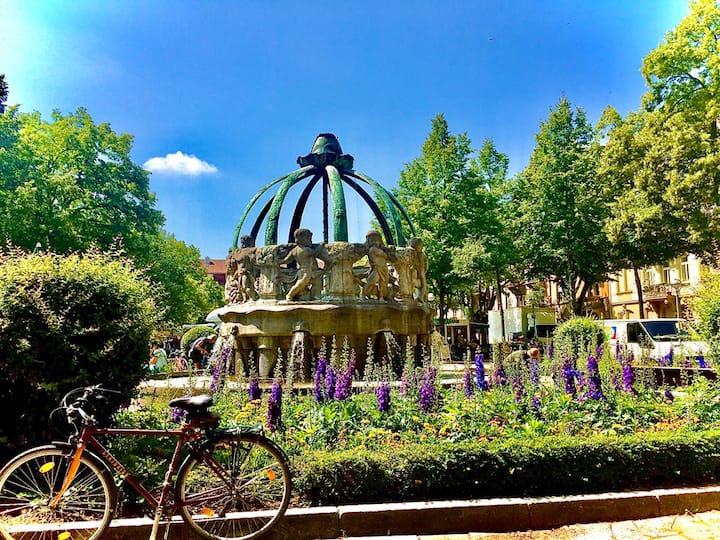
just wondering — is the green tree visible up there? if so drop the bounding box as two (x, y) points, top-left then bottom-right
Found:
(451, 139), (520, 330)
(639, 0), (720, 257)
(512, 97), (609, 316)
(599, 108), (692, 317)
(0, 107), (222, 326)
(394, 114), (474, 328)
(139, 232), (224, 327)
(0, 108), (163, 254)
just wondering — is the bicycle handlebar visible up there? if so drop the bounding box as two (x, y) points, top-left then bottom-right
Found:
(61, 385), (121, 429)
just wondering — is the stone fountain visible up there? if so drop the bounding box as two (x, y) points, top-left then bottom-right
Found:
(211, 134), (432, 379)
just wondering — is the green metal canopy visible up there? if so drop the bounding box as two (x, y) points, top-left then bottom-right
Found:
(232, 134), (415, 248)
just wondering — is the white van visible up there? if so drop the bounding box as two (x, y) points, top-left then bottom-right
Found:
(602, 318), (707, 363)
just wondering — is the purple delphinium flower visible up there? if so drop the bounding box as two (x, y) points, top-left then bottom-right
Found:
(664, 388), (674, 402)
(464, 369), (474, 398)
(596, 345), (604, 360)
(314, 358), (327, 403)
(209, 346), (231, 393)
(493, 363), (507, 387)
(248, 377), (262, 401)
(375, 381), (391, 412)
(266, 380), (283, 432)
(699, 355), (708, 368)
(584, 356), (605, 400)
(325, 366), (336, 400)
(622, 360), (637, 395)
(334, 358), (356, 401)
(171, 407), (187, 423)
(546, 344), (554, 359)
(531, 395), (542, 410)
(530, 358), (540, 387)
(562, 358), (577, 396)
(512, 376), (524, 404)
(660, 348), (674, 367)
(419, 367), (437, 412)
(475, 353), (488, 391)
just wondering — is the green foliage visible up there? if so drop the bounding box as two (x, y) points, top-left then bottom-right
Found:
(0, 249), (156, 449)
(0, 107), (222, 327)
(601, 0), (720, 262)
(293, 430), (720, 505)
(512, 97), (609, 315)
(689, 265), (720, 361)
(553, 317), (605, 362)
(180, 325), (216, 354)
(138, 232), (223, 327)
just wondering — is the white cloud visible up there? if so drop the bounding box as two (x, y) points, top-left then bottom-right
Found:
(143, 151), (218, 176)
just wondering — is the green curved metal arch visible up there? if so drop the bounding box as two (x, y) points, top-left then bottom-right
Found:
(264, 167), (316, 245)
(340, 175), (395, 246)
(288, 174), (322, 244)
(232, 165), (314, 249)
(326, 165), (348, 242)
(347, 170), (416, 245)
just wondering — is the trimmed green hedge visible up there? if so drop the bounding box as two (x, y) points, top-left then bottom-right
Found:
(292, 430), (720, 505)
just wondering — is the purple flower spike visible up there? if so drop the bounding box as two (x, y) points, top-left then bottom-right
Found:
(584, 355), (605, 400)
(464, 369), (474, 398)
(475, 353), (488, 391)
(325, 366), (336, 400)
(562, 358), (577, 396)
(314, 358), (327, 403)
(419, 367), (437, 412)
(248, 378), (261, 401)
(334, 358), (356, 401)
(375, 381), (391, 412)
(266, 380), (283, 432)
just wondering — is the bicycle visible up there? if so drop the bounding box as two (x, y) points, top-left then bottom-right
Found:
(0, 385), (292, 540)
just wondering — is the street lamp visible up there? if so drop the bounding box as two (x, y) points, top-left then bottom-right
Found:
(671, 279), (682, 318)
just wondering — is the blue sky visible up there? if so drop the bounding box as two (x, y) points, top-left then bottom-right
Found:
(1, 1), (688, 258)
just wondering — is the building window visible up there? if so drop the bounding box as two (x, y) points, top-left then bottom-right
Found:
(681, 261), (690, 282)
(663, 267), (672, 284)
(644, 269), (656, 286)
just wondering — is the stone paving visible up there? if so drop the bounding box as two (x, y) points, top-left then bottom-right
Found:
(332, 509), (720, 539)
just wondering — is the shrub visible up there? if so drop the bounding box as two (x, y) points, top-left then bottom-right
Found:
(0, 249), (156, 450)
(292, 430), (720, 505)
(553, 317), (604, 362)
(689, 265), (720, 362)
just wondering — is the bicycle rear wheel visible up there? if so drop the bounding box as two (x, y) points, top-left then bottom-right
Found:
(0, 445), (115, 540)
(176, 433), (291, 540)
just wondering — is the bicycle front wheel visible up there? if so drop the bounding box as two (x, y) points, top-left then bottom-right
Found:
(0, 445), (115, 540)
(176, 433), (291, 540)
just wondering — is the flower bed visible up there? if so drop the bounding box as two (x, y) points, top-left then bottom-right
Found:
(114, 343), (720, 507)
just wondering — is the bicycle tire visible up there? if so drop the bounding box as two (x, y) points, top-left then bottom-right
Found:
(0, 445), (116, 540)
(176, 433), (291, 540)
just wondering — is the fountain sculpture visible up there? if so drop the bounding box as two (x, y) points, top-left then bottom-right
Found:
(211, 134), (432, 378)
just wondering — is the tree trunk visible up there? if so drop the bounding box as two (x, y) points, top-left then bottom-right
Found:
(496, 269), (506, 341)
(634, 266), (645, 318)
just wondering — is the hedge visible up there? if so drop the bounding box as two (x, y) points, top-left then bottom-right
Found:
(292, 430), (720, 505)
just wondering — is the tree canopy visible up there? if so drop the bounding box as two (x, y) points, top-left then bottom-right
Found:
(0, 104), (221, 327)
(394, 115), (475, 325)
(512, 97), (609, 315)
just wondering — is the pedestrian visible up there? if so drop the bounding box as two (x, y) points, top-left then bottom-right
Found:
(148, 343), (168, 372)
(189, 334), (216, 370)
(504, 346), (540, 369)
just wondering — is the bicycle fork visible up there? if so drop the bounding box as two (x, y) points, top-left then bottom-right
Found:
(49, 441), (87, 508)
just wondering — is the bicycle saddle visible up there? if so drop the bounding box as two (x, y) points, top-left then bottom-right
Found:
(169, 394), (214, 414)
